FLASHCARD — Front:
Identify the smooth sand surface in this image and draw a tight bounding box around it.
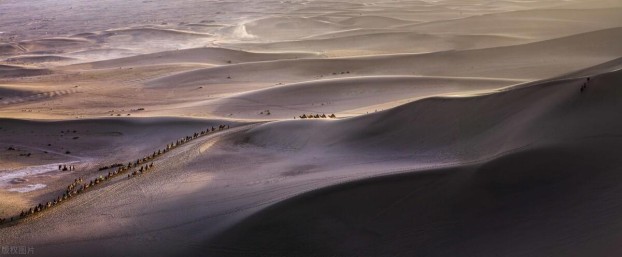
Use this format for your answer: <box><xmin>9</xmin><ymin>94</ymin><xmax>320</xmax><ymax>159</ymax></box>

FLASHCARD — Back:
<box><xmin>1</xmin><ymin>0</ymin><xmax>622</xmax><ymax>256</ymax></box>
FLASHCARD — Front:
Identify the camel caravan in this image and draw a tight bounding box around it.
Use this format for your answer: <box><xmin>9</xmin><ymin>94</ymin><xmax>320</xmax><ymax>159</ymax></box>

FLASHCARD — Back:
<box><xmin>98</xmin><ymin>163</ymin><xmax>124</xmax><ymax>171</ymax></box>
<box><xmin>0</xmin><ymin>124</ymin><xmax>232</xmax><ymax>227</ymax></box>
<box><xmin>58</xmin><ymin>164</ymin><xmax>76</xmax><ymax>171</ymax></box>
<box><xmin>298</xmin><ymin>113</ymin><xmax>337</xmax><ymax>119</ymax></box>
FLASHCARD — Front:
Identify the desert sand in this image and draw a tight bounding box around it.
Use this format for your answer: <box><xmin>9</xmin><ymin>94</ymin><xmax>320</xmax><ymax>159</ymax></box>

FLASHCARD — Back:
<box><xmin>1</xmin><ymin>0</ymin><xmax>622</xmax><ymax>256</ymax></box>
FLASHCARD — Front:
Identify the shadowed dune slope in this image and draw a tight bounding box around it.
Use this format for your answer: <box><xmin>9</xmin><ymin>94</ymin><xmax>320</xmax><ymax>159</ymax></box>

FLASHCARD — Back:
<box><xmin>0</xmin><ymin>85</ymin><xmax>33</xmax><ymax>98</ymax></box>
<box><xmin>206</xmin><ymin>60</ymin><xmax>622</xmax><ymax>257</ymax></box>
<box><xmin>206</xmin><ymin>141</ymin><xmax>622</xmax><ymax>257</ymax></box>
<box><xmin>0</xmin><ymin>64</ymin><xmax>52</xmax><ymax>78</ymax></box>
<box><xmin>0</xmin><ymin>44</ymin><xmax>23</xmax><ymax>56</ymax></box>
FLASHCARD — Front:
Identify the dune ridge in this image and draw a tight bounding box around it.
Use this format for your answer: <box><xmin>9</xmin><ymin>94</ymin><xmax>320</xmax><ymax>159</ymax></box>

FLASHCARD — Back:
<box><xmin>149</xmin><ymin>27</ymin><xmax>622</xmax><ymax>89</ymax></box>
<box><xmin>69</xmin><ymin>47</ymin><xmax>317</xmax><ymax>69</ymax></box>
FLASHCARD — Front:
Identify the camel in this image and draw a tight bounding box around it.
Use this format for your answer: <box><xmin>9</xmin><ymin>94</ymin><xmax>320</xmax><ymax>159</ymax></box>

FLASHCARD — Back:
<box><xmin>0</xmin><ymin>128</ymin><xmax>237</xmax><ymax>224</ymax></box>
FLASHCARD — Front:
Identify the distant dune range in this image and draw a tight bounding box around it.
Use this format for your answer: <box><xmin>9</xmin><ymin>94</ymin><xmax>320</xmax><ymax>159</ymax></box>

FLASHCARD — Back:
<box><xmin>224</xmin><ymin>32</ymin><xmax>531</xmax><ymax>56</ymax></box>
<box><xmin>398</xmin><ymin>7</ymin><xmax>622</xmax><ymax>37</ymax></box>
<box><xmin>68</xmin><ymin>47</ymin><xmax>318</xmax><ymax>69</ymax></box>
<box><xmin>148</xmin><ymin>27</ymin><xmax>622</xmax><ymax>89</ymax></box>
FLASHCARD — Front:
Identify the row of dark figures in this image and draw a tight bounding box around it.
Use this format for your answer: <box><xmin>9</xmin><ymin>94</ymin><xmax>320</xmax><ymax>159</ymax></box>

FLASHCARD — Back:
<box><xmin>580</xmin><ymin>77</ymin><xmax>591</xmax><ymax>93</ymax></box>
<box><xmin>58</xmin><ymin>165</ymin><xmax>75</xmax><ymax>171</ymax></box>
<box><xmin>0</xmin><ymin>124</ymin><xmax>232</xmax><ymax>226</ymax></box>
<box><xmin>98</xmin><ymin>163</ymin><xmax>123</xmax><ymax>171</ymax></box>
<box><xmin>298</xmin><ymin>113</ymin><xmax>337</xmax><ymax>119</ymax></box>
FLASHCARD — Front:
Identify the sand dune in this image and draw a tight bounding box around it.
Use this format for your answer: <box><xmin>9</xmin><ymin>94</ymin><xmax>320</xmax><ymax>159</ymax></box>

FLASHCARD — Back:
<box><xmin>92</xmin><ymin>27</ymin><xmax>213</xmax><ymax>43</ymax></box>
<box><xmin>559</xmin><ymin>57</ymin><xmax>622</xmax><ymax>78</ymax></box>
<box><xmin>1</xmin><ymin>55</ymin><xmax>617</xmax><ymax>257</ymax></box>
<box><xmin>206</xmin><ymin>60</ymin><xmax>622</xmax><ymax>256</ymax></box>
<box><xmin>4</xmin><ymin>55</ymin><xmax>75</xmax><ymax>65</ymax></box>
<box><xmin>63</xmin><ymin>48</ymin><xmax>136</xmax><ymax>62</ymax></box>
<box><xmin>207</xmin><ymin>141</ymin><xmax>622</xmax><ymax>257</ymax></box>
<box><xmin>0</xmin><ymin>117</ymin><xmax>228</xmax><ymax>162</ymax></box>
<box><xmin>240</xmin><ymin>61</ymin><xmax>622</xmax><ymax>157</ymax></box>
<box><xmin>0</xmin><ymin>44</ymin><xmax>23</xmax><ymax>56</ymax></box>
<box><xmin>0</xmin><ymin>84</ymin><xmax>35</xmax><ymax>97</ymax></box>
<box><xmin>151</xmin><ymin>27</ymin><xmax>622</xmax><ymax>89</ymax></box>
<box><xmin>16</xmin><ymin>38</ymin><xmax>93</xmax><ymax>54</ymax></box>
<box><xmin>402</xmin><ymin>7</ymin><xmax>622</xmax><ymax>39</ymax></box>
<box><xmin>227</xmin><ymin>32</ymin><xmax>529</xmax><ymax>56</ymax></box>
<box><xmin>243</xmin><ymin>17</ymin><xmax>346</xmax><ymax>41</ymax></box>
<box><xmin>69</xmin><ymin>47</ymin><xmax>317</xmax><ymax>69</ymax></box>
<box><xmin>0</xmin><ymin>84</ymin><xmax>78</xmax><ymax>106</ymax></box>
<box><xmin>0</xmin><ymin>88</ymin><xmax>80</xmax><ymax>107</ymax></box>
<box><xmin>0</xmin><ymin>117</ymin><xmax>232</xmax><ymax>213</ymax></box>
<box><xmin>210</xmin><ymin>76</ymin><xmax>522</xmax><ymax>119</ymax></box>
<box><xmin>336</xmin><ymin>16</ymin><xmax>415</xmax><ymax>28</ymax></box>
<box><xmin>65</xmin><ymin>28</ymin><xmax>212</xmax><ymax>45</ymax></box>
<box><xmin>1</xmin><ymin>28</ymin><xmax>217</xmax><ymax>65</ymax></box>
<box><xmin>0</xmin><ymin>64</ymin><xmax>52</xmax><ymax>78</ymax></box>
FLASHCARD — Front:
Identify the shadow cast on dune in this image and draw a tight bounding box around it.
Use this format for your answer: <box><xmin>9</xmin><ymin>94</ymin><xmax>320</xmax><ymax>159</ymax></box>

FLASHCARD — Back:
<box><xmin>205</xmin><ymin>140</ymin><xmax>622</xmax><ymax>257</ymax></box>
<box><xmin>203</xmin><ymin>61</ymin><xmax>622</xmax><ymax>256</ymax></box>
<box><xmin>0</xmin><ymin>64</ymin><xmax>52</xmax><ymax>78</ymax></box>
